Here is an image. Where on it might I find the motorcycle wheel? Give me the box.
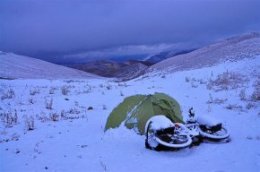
[145,122,192,150]
[199,126,229,140]
[145,122,160,150]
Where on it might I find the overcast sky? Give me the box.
[0,0,260,59]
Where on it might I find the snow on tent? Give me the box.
[105,92,183,135]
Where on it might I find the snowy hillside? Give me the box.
[0,51,97,79]
[149,32,260,73]
[0,54,259,171]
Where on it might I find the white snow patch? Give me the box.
[145,115,174,131]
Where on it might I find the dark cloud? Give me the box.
[0,0,260,58]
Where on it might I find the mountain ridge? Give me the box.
[149,32,260,73]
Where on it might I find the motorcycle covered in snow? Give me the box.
[145,115,192,150]
[185,108,230,144]
[145,108,230,151]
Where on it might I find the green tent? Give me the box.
[105,92,183,135]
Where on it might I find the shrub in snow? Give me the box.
[120,91,124,96]
[186,77,204,88]
[226,104,243,111]
[246,102,256,110]
[239,89,247,101]
[45,98,53,110]
[28,98,35,104]
[49,112,59,121]
[33,142,41,155]
[14,111,18,124]
[207,71,248,91]
[61,85,70,95]
[206,79,213,90]
[60,109,81,120]
[11,133,20,141]
[29,88,40,95]
[185,77,190,82]
[99,160,107,172]
[60,110,67,120]
[1,88,15,100]
[69,108,80,114]
[49,87,55,94]
[207,94,214,104]
[106,85,112,90]
[1,111,18,127]
[25,116,35,131]
[251,86,260,102]
[199,79,207,84]
[37,112,49,122]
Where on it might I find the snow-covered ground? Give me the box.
[0,56,259,172]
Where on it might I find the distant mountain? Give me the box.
[67,60,123,77]
[65,48,196,79]
[50,42,199,65]
[67,60,148,80]
[22,43,197,80]
[114,61,148,81]
[0,51,97,79]
[144,49,196,65]
[149,32,260,73]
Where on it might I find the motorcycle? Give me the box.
[186,108,230,144]
[145,108,230,151]
[145,115,192,150]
